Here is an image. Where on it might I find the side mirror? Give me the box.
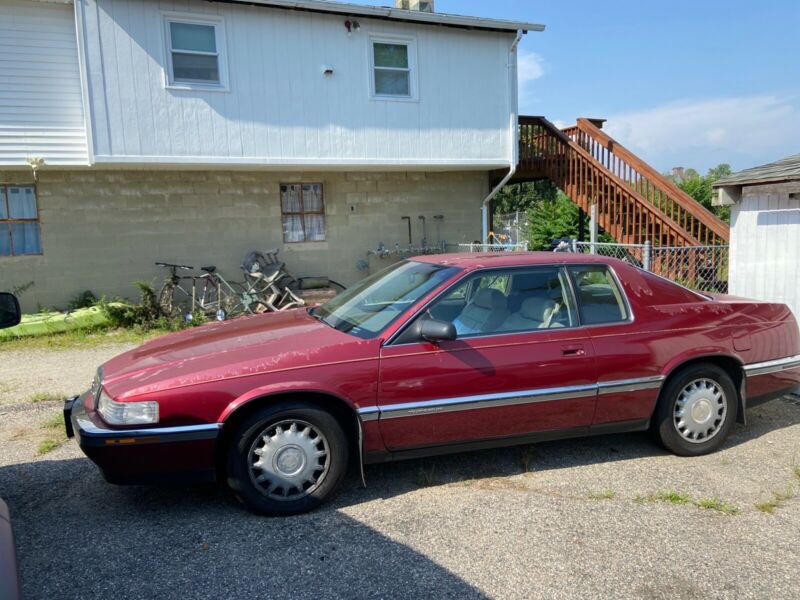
[419,318,457,343]
[0,293,21,330]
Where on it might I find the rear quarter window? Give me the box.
[568,265,629,325]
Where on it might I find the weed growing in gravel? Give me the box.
[29,392,67,404]
[793,465,800,482]
[36,412,68,455]
[756,488,795,514]
[520,445,537,472]
[652,490,691,505]
[587,489,615,500]
[37,438,63,455]
[635,491,739,515]
[416,465,438,487]
[694,498,740,516]
[43,413,65,429]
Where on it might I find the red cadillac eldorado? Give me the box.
[64,253,800,515]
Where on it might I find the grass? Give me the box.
[416,465,438,487]
[0,326,168,351]
[36,412,68,456]
[651,490,691,505]
[794,465,800,482]
[694,498,740,516]
[520,445,537,472]
[587,489,616,500]
[29,392,67,404]
[37,438,64,455]
[755,488,795,514]
[635,490,740,515]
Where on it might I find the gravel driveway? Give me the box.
[1,342,799,599]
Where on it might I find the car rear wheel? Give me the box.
[653,363,738,456]
[225,401,349,516]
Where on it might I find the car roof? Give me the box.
[411,252,624,269]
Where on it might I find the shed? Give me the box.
[714,155,800,319]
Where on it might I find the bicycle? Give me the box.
[156,262,199,318]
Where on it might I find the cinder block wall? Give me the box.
[0,170,486,311]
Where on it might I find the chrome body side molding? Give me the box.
[743,354,800,377]
[358,375,666,421]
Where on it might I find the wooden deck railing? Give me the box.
[516,116,729,247]
[565,119,729,245]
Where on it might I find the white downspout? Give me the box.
[481,29,523,242]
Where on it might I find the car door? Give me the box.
[377,265,598,450]
[565,263,661,426]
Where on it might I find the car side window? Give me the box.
[568,265,629,325]
[422,266,576,338]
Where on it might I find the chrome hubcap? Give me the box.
[673,378,727,443]
[248,420,330,501]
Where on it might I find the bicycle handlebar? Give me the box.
[155,262,194,270]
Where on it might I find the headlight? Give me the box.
[97,388,159,426]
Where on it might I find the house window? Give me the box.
[163,15,227,90]
[0,185,41,256]
[370,38,417,99]
[280,184,325,243]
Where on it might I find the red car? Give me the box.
[65,254,800,515]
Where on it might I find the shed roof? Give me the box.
[214,0,545,33]
[713,154,800,187]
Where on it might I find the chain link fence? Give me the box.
[456,242,529,253]
[574,241,728,293]
[492,212,530,248]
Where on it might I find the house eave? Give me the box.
[211,0,545,34]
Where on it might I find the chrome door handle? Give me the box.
[561,345,585,357]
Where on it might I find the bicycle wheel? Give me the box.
[158,281,179,317]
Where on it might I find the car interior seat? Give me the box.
[453,288,509,334]
[500,296,562,331]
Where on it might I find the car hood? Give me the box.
[102,310,375,399]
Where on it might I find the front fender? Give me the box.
[217,380,355,423]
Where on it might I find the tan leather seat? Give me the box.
[500,297,561,331]
[453,288,509,334]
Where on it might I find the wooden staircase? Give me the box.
[508,116,729,247]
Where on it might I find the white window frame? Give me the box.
[368,35,419,102]
[162,12,229,92]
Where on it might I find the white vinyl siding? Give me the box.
[0,0,88,166]
[729,183,800,321]
[163,14,228,90]
[79,0,513,167]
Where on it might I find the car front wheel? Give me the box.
[653,363,738,456]
[225,401,349,516]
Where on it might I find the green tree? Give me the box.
[675,163,732,223]
[527,192,580,250]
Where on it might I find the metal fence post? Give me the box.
[643,240,651,271]
[571,239,578,253]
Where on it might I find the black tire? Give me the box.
[652,363,738,456]
[225,401,349,516]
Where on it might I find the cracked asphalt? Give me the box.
[1,343,799,599]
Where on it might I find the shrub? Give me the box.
[68,290,98,310]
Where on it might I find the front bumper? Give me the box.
[64,394,221,484]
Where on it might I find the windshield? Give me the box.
[312,260,459,339]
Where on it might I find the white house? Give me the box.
[0,0,543,310]
[714,155,800,320]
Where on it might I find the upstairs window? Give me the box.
[164,15,227,90]
[0,185,41,256]
[281,184,326,243]
[370,37,417,100]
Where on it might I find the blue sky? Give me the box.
[348,0,800,173]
